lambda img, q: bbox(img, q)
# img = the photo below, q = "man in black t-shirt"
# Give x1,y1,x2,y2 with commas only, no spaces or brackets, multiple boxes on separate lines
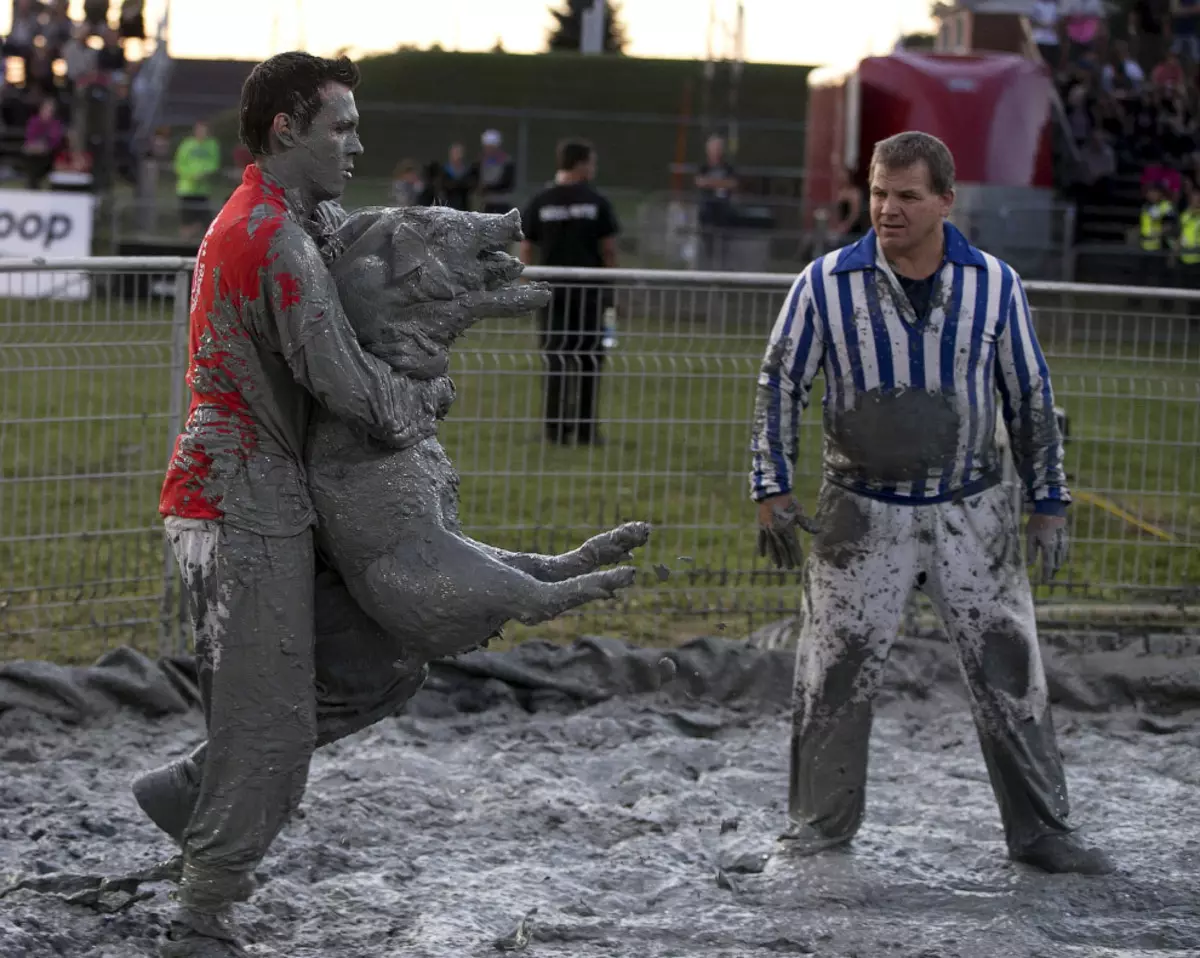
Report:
520,139,619,445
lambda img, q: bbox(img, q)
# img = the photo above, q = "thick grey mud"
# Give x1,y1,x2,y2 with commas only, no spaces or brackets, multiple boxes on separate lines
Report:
2,653,1199,958
825,387,963,485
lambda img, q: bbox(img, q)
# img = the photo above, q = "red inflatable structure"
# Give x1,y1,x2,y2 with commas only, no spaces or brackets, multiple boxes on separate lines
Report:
803,50,1055,224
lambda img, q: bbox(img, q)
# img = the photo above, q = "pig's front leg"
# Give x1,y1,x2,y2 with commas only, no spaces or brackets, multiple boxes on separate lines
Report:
459,521,651,583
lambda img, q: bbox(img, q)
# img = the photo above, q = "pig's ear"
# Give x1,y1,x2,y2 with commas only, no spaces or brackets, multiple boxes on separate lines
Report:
388,222,429,285
331,207,392,263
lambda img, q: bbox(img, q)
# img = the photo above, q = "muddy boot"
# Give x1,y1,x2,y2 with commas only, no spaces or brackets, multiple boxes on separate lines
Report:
777,821,853,856
1011,833,1115,875
132,755,202,846
160,908,248,957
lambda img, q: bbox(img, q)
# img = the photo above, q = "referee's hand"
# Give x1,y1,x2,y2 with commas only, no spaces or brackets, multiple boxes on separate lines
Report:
756,493,820,570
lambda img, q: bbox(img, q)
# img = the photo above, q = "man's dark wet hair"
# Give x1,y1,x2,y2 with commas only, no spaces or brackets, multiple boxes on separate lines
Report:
239,51,361,157
557,138,594,172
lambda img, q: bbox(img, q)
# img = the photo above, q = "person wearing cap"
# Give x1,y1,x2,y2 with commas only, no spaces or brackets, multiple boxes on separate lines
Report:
474,129,517,214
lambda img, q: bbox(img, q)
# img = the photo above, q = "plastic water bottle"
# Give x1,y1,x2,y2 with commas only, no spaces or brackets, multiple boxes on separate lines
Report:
602,307,618,350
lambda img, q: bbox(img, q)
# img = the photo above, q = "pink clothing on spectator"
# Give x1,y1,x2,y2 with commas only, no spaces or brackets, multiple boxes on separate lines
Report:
1152,61,1185,89
25,115,65,151
1066,17,1100,44
1141,165,1182,196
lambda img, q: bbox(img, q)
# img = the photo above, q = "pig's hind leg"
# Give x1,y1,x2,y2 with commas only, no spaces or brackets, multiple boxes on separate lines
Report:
350,530,637,658
462,521,651,583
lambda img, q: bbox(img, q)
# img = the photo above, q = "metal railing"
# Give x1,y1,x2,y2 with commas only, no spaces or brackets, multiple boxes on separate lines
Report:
1,258,1197,663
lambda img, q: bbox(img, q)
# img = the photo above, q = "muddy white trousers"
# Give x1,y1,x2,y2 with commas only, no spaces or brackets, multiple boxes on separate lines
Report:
164,518,427,914
789,482,1073,853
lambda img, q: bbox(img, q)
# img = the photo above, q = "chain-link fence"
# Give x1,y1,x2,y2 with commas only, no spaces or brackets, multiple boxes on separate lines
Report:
2,260,1197,663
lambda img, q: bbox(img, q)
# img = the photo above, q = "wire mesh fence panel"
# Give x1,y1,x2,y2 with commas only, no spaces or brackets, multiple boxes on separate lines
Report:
452,270,1200,641
0,261,191,663
2,260,1197,663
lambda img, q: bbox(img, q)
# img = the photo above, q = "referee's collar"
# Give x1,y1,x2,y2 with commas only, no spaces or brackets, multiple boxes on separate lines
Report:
830,222,986,274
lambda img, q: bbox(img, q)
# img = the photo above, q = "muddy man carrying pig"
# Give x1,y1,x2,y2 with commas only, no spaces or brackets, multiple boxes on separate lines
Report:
141,52,648,958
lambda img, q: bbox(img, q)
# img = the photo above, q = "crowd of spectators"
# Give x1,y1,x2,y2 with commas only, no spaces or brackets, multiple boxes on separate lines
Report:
1036,0,1200,266
391,129,517,213
0,0,144,190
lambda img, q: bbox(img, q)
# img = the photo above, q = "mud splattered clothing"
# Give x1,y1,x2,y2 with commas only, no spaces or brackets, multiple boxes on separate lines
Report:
749,222,1069,516
790,482,1070,854
163,517,427,914
155,165,447,918
749,224,1082,859
159,164,441,535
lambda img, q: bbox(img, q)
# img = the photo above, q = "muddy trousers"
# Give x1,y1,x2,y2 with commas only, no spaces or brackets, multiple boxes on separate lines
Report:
789,482,1072,854
164,518,425,914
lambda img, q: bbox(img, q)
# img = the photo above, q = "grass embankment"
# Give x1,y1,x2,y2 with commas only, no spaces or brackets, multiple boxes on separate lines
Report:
2,292,1197,663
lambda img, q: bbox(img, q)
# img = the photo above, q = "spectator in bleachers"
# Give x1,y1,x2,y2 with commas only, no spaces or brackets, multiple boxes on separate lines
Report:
1129,0,1172,72
97,26,128,74
4,0,41,64
1173,0,1200,62
22,96,65,188
1063,0,1107,62
174,121,221,239
1140,180,1177,283
83,0,109,29
63,22,98,90
1101,40,1146,93
1075,127,1118,202
25,46,57,97
112,75,135,182
119,0,146,39
1065,81,1093,144
1152,51,1188,90
391,158,424,207
1176,178,1200,272
48,129,93,192
42,0,75,57
1031,0,1062,67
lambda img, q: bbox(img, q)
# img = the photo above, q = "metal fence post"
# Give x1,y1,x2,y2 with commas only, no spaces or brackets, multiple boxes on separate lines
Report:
158,266,192,658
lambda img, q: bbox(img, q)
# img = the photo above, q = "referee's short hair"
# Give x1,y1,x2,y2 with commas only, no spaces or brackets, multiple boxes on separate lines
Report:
557,138,594,172
871,131,956,195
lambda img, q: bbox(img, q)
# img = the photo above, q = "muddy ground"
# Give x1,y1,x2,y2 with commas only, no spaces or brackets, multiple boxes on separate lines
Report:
1,636,1198,958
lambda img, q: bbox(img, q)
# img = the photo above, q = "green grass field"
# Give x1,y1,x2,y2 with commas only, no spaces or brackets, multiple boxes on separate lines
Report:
2,289,1198,664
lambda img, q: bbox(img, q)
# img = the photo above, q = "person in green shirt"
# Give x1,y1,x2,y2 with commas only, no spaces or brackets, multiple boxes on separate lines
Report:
175,121,222,239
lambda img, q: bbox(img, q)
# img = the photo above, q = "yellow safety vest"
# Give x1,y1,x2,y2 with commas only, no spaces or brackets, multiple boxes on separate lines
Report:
1140,200,1173,251
1180,210,1200,266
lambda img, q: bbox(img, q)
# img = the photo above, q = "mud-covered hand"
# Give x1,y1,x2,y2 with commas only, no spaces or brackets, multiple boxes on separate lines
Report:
756,493,820,570
1026,513,1068,582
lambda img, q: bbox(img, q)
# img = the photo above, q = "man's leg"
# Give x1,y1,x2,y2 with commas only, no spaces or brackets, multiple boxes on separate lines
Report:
165,522,319,953
574,289,605,445
135,562,427,847
921,485,1113,874
784,484,918,852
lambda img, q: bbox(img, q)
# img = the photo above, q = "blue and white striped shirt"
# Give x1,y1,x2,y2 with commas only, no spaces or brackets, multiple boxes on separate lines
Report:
749,223,1069,514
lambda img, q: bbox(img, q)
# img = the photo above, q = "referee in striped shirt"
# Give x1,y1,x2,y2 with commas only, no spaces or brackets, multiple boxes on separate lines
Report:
749,132,1113,875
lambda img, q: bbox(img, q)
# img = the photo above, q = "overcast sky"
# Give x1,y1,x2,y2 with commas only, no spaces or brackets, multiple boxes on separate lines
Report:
11,0,937,66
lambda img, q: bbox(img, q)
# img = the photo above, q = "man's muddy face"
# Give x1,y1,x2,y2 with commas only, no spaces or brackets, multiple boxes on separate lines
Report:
294,83,363,204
